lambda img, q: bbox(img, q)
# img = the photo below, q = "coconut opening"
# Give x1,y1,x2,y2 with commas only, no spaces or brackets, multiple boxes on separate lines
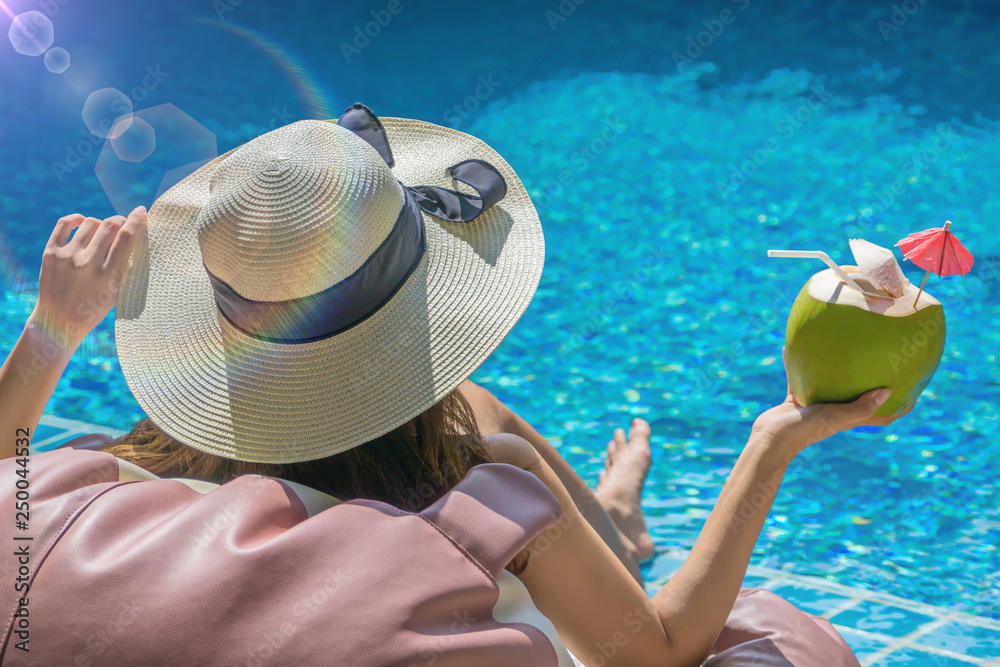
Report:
807,266,940,316
849,275,891,298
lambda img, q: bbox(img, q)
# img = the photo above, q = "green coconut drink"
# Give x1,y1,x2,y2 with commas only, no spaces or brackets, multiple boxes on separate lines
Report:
772,239,947,417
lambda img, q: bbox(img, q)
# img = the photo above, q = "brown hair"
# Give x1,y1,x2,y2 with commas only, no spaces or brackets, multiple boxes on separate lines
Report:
103,390,528,572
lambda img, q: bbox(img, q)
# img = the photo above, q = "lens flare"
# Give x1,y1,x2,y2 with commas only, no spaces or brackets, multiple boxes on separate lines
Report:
0,234,26,293
111,116,156,162
44,46,70,73
95,103,217,215
8,10,53,56
190,19,337,121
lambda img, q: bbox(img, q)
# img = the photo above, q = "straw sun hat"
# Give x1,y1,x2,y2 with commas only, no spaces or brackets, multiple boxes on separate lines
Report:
115,104,544,463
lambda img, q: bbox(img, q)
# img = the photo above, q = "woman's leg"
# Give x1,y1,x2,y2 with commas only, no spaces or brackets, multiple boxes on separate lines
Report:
460,381,654,585
594,419,657,562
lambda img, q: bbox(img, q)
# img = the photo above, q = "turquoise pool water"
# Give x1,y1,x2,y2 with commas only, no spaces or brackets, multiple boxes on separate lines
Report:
1,0,997,620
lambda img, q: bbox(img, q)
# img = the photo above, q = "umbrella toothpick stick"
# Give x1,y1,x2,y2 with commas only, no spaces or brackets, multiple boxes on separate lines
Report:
913,271,931,308
912,221,951,308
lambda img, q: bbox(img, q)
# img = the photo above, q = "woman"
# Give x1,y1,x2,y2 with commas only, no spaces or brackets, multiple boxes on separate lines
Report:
0,106,910,666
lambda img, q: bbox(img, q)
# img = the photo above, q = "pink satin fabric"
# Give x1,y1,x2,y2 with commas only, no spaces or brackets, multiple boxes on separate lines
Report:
1,441,859,666
705,588,861,666
1,449,563,666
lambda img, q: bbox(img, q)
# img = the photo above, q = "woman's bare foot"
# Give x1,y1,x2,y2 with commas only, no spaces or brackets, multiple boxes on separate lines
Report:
595,418,655,562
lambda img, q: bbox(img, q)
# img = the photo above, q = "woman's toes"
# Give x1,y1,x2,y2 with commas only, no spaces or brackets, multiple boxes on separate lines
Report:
633,531,656,562
612,428,628,447
627,419,653,468
629,418,651,442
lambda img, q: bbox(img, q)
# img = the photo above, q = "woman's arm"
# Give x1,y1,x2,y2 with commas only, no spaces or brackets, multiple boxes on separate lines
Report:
460,380,645,584
652,383,911,660
495,382,909,666
0,209,146,460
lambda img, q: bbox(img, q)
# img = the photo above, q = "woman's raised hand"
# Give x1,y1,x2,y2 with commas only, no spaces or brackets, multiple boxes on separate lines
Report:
31,206,147,348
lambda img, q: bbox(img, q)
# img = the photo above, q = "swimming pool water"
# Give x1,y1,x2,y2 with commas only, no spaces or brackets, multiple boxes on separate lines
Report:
469,68,999,620
1,0,997,620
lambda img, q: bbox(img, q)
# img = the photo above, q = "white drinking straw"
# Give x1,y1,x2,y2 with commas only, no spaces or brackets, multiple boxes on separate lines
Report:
767,249,890,299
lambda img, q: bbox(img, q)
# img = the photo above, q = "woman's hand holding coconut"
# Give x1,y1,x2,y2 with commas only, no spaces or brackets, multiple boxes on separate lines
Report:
752,347,917,459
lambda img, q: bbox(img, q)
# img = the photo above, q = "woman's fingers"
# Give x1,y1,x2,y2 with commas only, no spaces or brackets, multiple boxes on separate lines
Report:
817,388,892,431
46,214,85,248
86,215,126,258
105,206,147,278
861,398,917,426
68,217,103,249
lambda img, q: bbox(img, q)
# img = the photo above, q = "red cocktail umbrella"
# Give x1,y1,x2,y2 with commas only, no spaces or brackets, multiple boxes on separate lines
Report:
896,221,975,307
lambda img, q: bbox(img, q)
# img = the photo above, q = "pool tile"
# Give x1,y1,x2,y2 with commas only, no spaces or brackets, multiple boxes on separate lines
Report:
830,600,936,637
641,556,784,592
30,422,69,444
742,575,772,588
642,553,684,584
914,620,1000,659
839,632,888,661
768,583,853,615
33,432,82,453
870,646,977,666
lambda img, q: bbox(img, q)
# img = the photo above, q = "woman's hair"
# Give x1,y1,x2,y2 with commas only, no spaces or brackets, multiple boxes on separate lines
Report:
102,389,491,512
103,389,529,572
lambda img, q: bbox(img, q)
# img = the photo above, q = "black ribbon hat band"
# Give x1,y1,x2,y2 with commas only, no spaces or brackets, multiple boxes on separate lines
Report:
204,104,509,344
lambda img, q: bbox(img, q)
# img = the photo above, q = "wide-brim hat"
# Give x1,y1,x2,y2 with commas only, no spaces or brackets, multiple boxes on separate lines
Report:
115,104,543,463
